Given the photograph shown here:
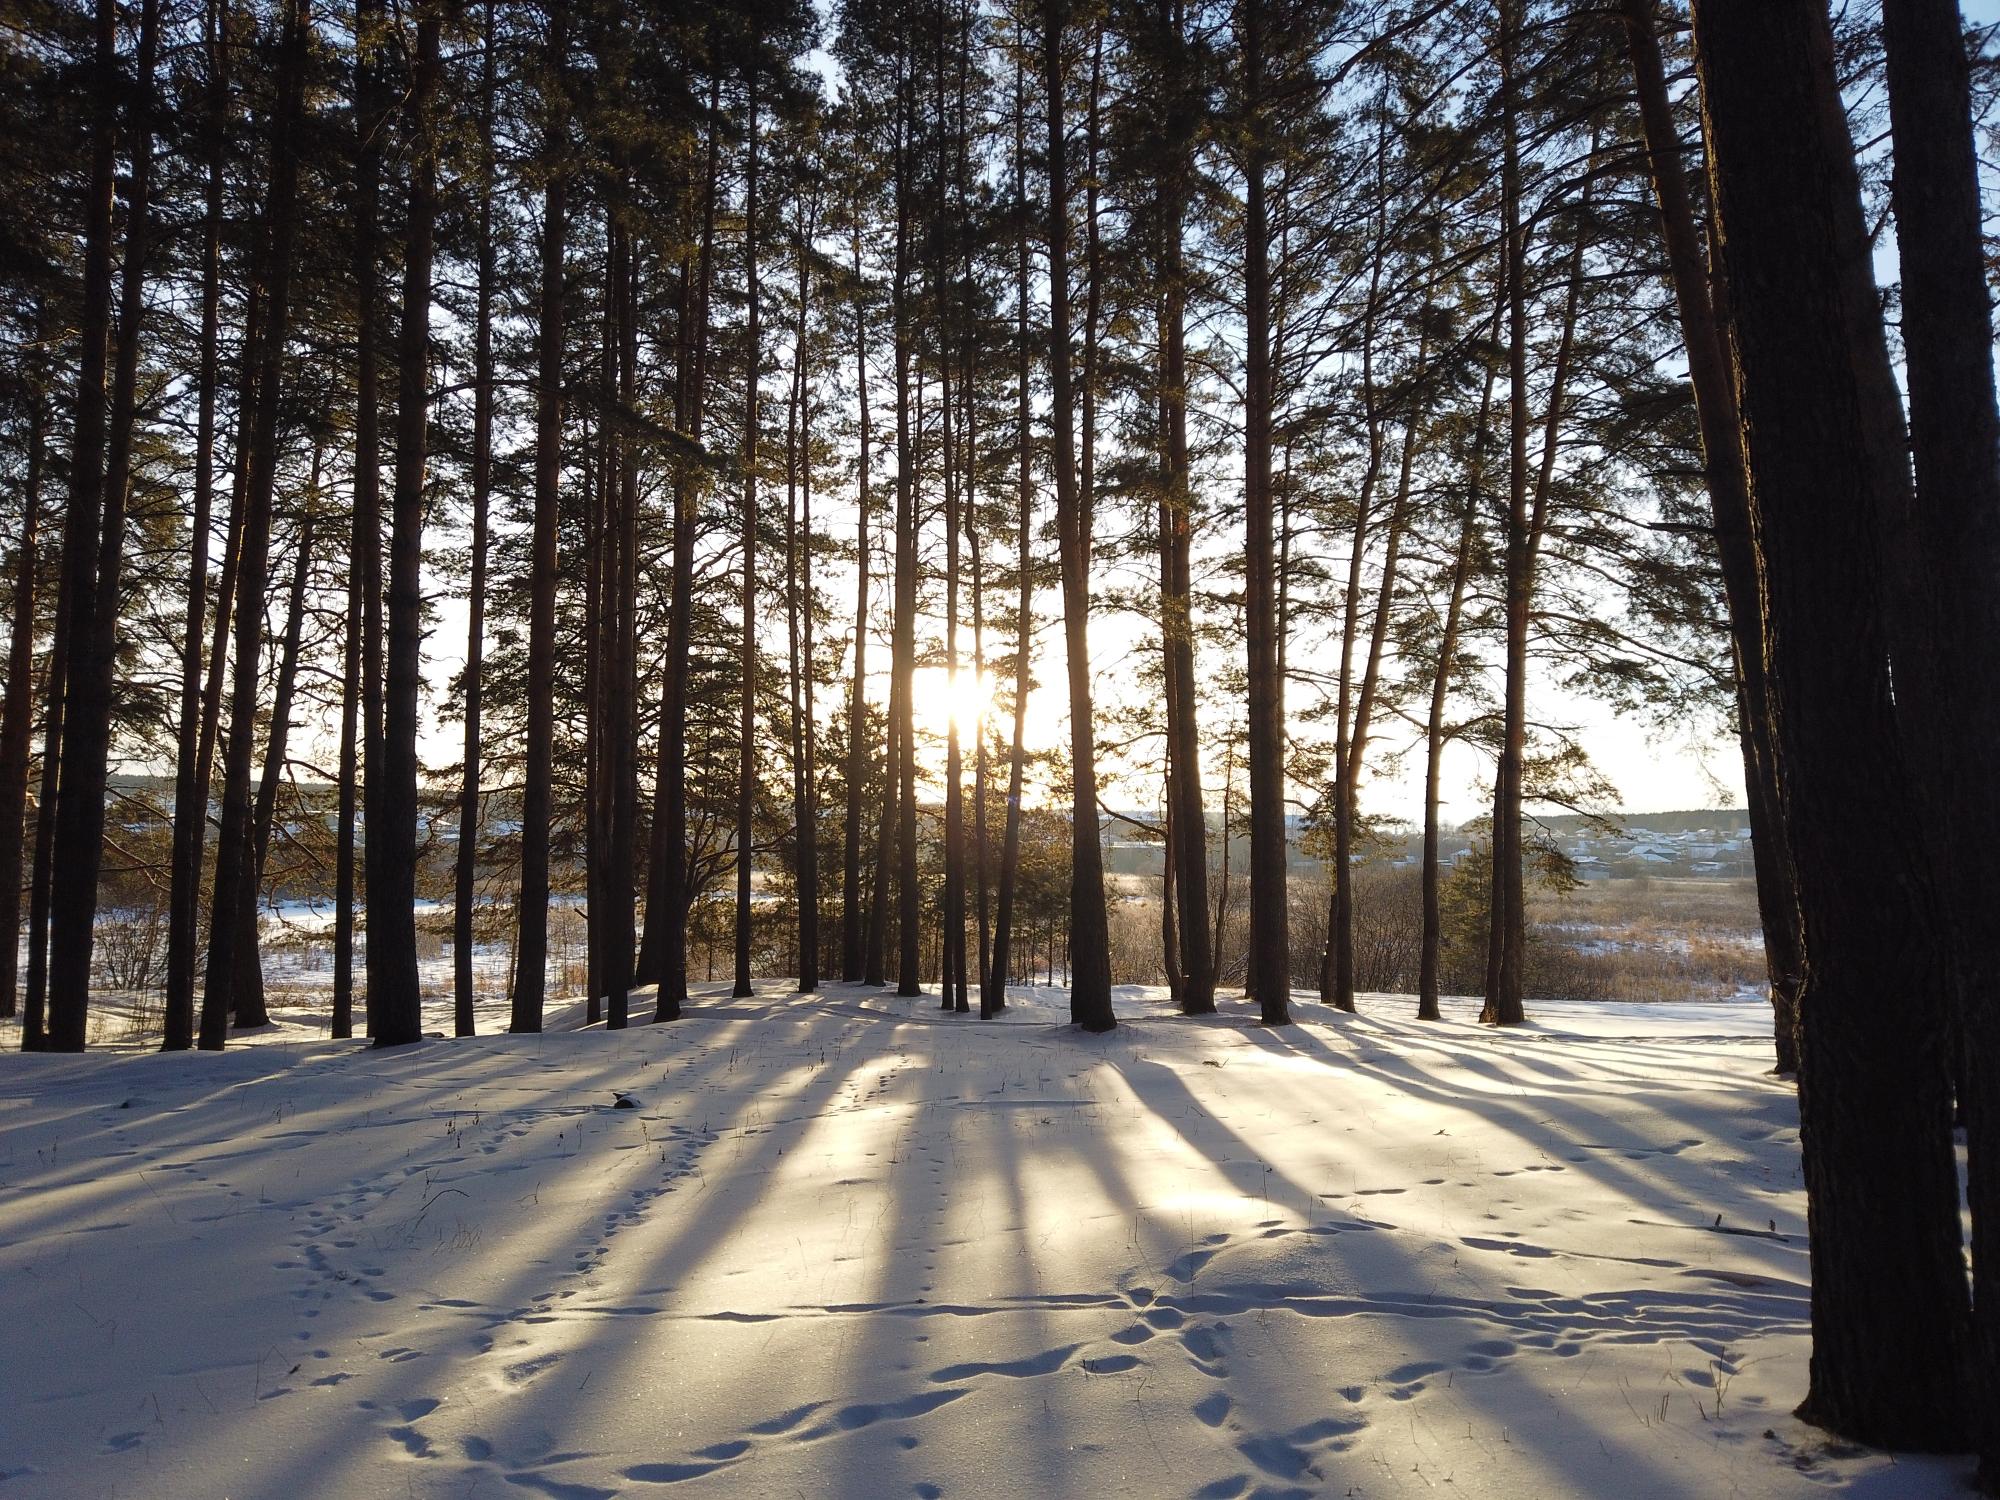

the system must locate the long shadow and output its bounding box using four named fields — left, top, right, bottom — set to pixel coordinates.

left=172, top=1003, right=835, bottom=1500
left=1110, top=1015, right=1755, bottom=1499
left=1242, top=1009, right=1802, bottom=1249
left=7, top=985, right=1813, bottom=1500
left=406, top=998, right=911, bottom=1494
